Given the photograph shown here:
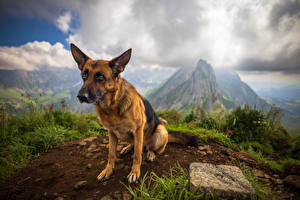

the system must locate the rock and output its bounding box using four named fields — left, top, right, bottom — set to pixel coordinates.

left=55, top=197, right=64, bottom=200
left=83, top=136, right=97, bottom=143
left=74, top=180, right=87, bottom=190
left=189, top=162, right=256, bottom=199
left=199, top=151, right=207, bottom=156
left=283, top=175, right=300, bottom=189
left=87, top=163, right=92, bottom=169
